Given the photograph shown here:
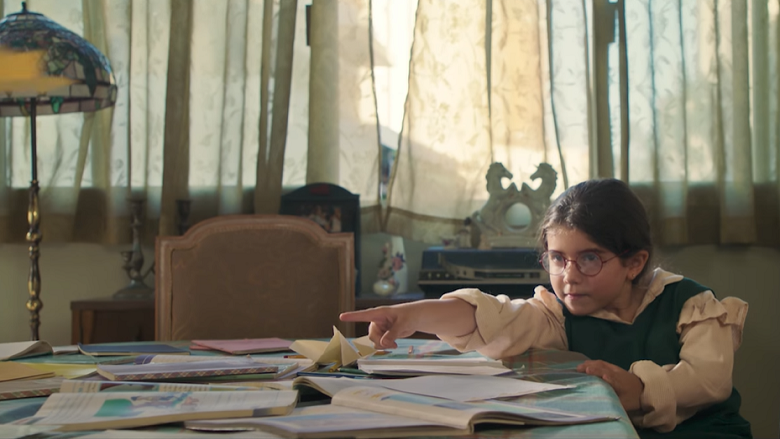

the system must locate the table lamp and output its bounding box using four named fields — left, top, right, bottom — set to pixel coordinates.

left=0, top=2, right=117, bottom=340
